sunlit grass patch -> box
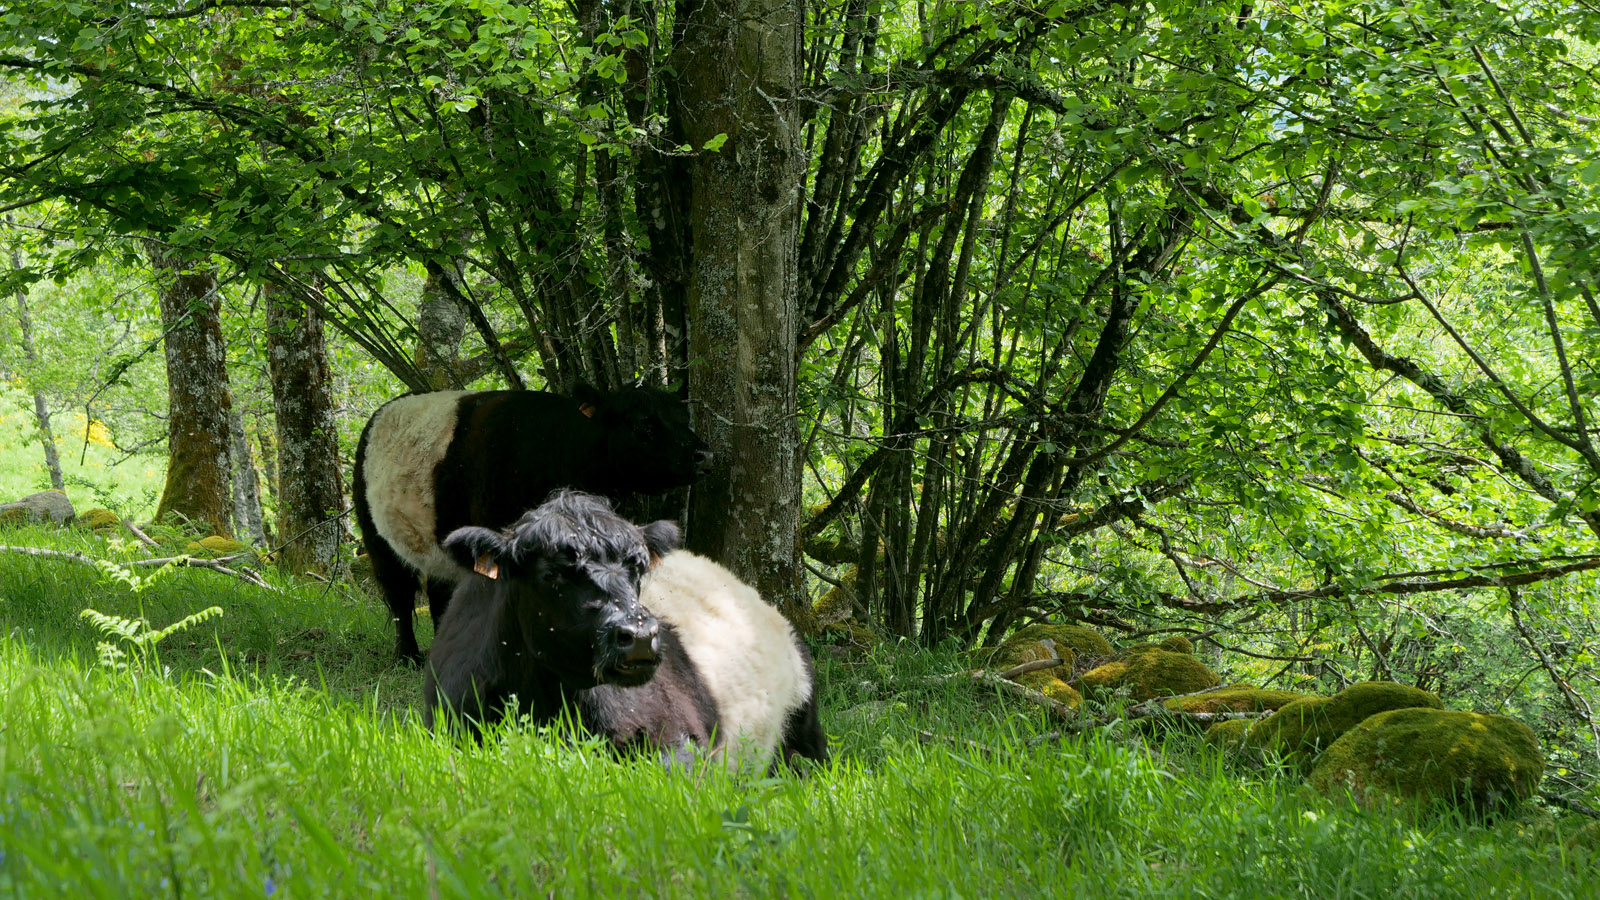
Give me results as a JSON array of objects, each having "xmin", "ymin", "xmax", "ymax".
[{"xmin": 0, "ymin": 529, "xmax": 1594, "ymax": 898}]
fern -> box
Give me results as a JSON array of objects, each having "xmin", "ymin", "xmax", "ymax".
[{"xmin": 79, "ymin": 605, "xmax": 224, "ymax": 673}]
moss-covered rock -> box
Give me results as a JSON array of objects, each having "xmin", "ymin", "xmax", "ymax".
[
  {"xmin": 1309, "ymin": 708, "xmax": 1543, "ymax": 817},
  {"xmin": 1204, "ymin": 718, "xmax": 1252, "ymax": 751},
  {"xmin": 1079, "ymin": 649, "xmax": 1220, "ymax": 701},
  {"xmin": 1017, "ymin": 670, "xmax": 1083, "ymax": 708},
  {"xmin": 1119, "ymin": 642, "xmax": 1165, "ymax": 657},
  {"xmin": 76, "ymin": 508, "xmax": 123, "ymax": 532},
  {"xmin": 821, "ymin": 621, "xmax": 880, "ymax": 650},
  {"xmin": 1159, "ymin": 635, "xmax": 1194, "ymax": 654},
  {"xmin": 998, "ymin": 624, "xmax": 1113, "ymax": 661},
  {"xmin": 992, "ymin": 639, "xmax": 1076, "ymax": 673},
  {"xmin": 0, "ymin": 490, "xmax": 75, "ymax": 526},
  {"xmin": 1165, "ymin": 684, "xmax": 1307, "ymax": 715},
  {"xmin": 813, "ymin": 566, "xmax": 859, "ymax": 626},
  {"xmin": 1248, "ymin": 681, "xmax": 1443, "ymax": 768},
  {"xmin": 185, "ymin": 535, "xmax": 245, "ymax": 556}
]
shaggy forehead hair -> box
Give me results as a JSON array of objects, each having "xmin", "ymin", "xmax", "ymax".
[{"xmin": 503, "ymin": 489, "xmax": 650, "ymax": 568}]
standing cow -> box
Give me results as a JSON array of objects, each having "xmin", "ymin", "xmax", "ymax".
[
  {"xmin": 424, "ymin": 490, "xmax": 827, "ymax": 772},
  {"xmin": 353, "ymin": 384, "xmax": 711, "ymax": 663}
]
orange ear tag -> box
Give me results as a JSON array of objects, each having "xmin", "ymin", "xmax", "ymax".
[
  {"xmin": 579, "ymin": 403, "xmax": 597, "ymax": 418},
  {"xmin": 649, "ymin": 552, "xmax": 662, "ymax": 569},
  {"xmin": 474, "ymin": 554, "xmax": 500, "ymax": 580}
]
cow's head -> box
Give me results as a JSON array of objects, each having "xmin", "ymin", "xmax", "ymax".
[
  {"xmin": 442, "ymin": 490, "xmax": 683, "ymax": 688},
  {"xmin": 574, "ymin": 383, "xmax": 714, "ymax": 493}
]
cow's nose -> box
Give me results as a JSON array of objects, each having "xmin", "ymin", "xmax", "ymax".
[
  {"xmin": 693, "ymin": 448, "xmax": 714, "ymax": 475},
  {"xmin": 615, "ymin": 622, "xmax": 661, "ymax": 664}
]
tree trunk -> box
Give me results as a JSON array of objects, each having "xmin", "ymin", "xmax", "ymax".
[
  {"xmin": 229, "ymin": 408, "xmax": 267, "ymax": 546},
  {"xmin": 254, "ymin": 408, "xmax": 280, "ymax": 542},
  {"xmin": 413, "ymin": 264, "xmax": 469, "ymax": 390},
  {"xmin": 149, "ymin": 244, "xmax": 233, "ymax": 536},
  {"xmin": 8, "ymin": 242, "xmax": 64, "ymax": 492},
  {"xmin": 674, "ymin": 0, "xmax": 806, "ymax": 621},
  {"xmin": 265, "ymin": 279, "xmax": 347, "ymax": 576}
]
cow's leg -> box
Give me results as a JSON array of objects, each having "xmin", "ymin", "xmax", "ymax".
[
  {"xmin": 366, "ymin": 533, "xmax": 425, "ymax": 665},
  {"xmin": 425, "ymin": 576, "xmax": 455, "ymax": 636}
]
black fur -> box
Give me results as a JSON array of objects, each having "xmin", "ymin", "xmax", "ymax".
[
  {"xmin": 778, "ymin": 634, "xmax": 829, "ymax": 765},
  {"xmin": 424, "ymin": 491, "xmax": 719, "ymax": 759},
  {"xmin": 353, "ymin": 385, "xmax": 711, "ymax": 663}
]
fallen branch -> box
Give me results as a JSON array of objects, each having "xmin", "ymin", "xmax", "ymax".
[
  {"xmin": 1539, "ymin": 790, "xmax": 1600, "ymax": 820},
  {"xmin": 970, "ymin": 670, "xmax": 1077, "ymax": 720},
  {"xmin": 121, "ymin": 519, "xmax": 160, "ymax": 552},
  {"xmin": 0, "ymin": 544, "xmax": 277, "ymax": 592},
  {"xmin": 997, "ymin": 657, "xmax": 1066, "ymax": 680}
]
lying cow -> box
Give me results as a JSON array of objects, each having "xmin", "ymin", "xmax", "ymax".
[
  {"xmin": 353, "ymin": 384, "xmax": 712, "ymax": 663},
  {"xmin": 423, "ymin": 490, "xmax": 827, "ymax": 771}
]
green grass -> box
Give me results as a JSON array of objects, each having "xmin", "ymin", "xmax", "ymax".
[
  {"xmin": 0, "ymin": 385, "xmax": 166, "ymax": 519},
  {"xmin": 0, "ymin": 526, "xmax": 1596, "ymax": 898}
]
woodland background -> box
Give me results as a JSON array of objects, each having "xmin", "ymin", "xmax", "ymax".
[{"xmin": 2, "ymin": 0, "xmax": 1599, "ymax": 806}]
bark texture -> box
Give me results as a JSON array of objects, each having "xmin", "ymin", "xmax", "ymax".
[
  {"xmin": 674, "ymin": 0, "xmax": 806, "ymax": 622},
  {"xmin": 150, "ymin": 245, "xmax": 234, "ymax": 536},
  {"xmin": 266, "ymin": 279, "xmax": 347, "ymax": 575},
  {"xmin": 413, "ymin": 264, "xmax": 468, "ymax": 390},
  {"xmin": 229, "ymin": 408, "xmax": 267, "ymax": 546}
]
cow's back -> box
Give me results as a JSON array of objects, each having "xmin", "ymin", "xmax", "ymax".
[
  {"xmin": 433, "ymin": 391, "xmax": 598, "ymax": 542},
  {"xmin": 639, "ymin": 551, "xmax": 811, "ymax": 768}
]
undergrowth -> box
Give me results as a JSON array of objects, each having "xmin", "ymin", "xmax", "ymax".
[{"xmin": 0, "ymin": 526, "xmax": 1596, "ymax": 898}]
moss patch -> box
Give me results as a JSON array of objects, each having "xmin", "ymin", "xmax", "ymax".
[
  {"xmin": 813, "ymin": 566, "xmax": 859, "ymax": 626},
  {"xmin": 1079, "ymin": 650, "xmax": 1220, "ymax": 701},
  {"xmin": 821, "ymin": 621, "xmax": 879, "ymax": 651},
  {"xmin": 992, "ymin": 639, "xmax": 1076, "ymax": 673},
  {"xmin": 1001, "ymin": 624, "xmax": 1113, "ymax": 660},
  {"xmin": 1159, "ymin": 635, "xmax": 1194, "ymax": 654},
  {"xmin": 76, "ymin": 508, "xmax": 123, "ymax": 532},
  {"xmin": 1165, "ymin": 684, "xmax": 1306, "ymax": 715},
  {"xmin": 1119, "ymin": 642, "xmax": 1164, "ymax": 657},
  {"xmin": 1204, "ymin": 718, "xmax": 1252, "ymax": 751},
  {"xmin": 186, "ymin": 535, "xmax": 245, "ymax": 556},
  {"xmin": 1017, "ymin": 670, "xmax": 1083, "ymax": 708},
  {"xmin": 1249, "ymin": 682, "xmax": 1443, "ymax": 769},
  {"xmin": 1309, "ymin": 708, "xmax": 1543, "ymax": 818}
]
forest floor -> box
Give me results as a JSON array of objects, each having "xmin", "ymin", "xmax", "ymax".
[{"xmin": 0, "ymin": 523, "xmax": 1595, "ymax": 898}]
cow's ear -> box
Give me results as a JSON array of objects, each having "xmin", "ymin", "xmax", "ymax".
[
  {"xmin": 572, "ymin": 382, "xmax": 606, "ymax": 418},
  {"xmin": 443, "ymin": 527, "xmax": 508, "ymax": 575},
  {"xmin": 641, "ymin": 520, "xmax": 682, "ymax": 565}
]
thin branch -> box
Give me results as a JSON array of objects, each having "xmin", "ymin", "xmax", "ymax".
[
  {"xmin": 1163, "ymin": 556, "xmax": 1600, "ymax": 615},
  {"xmin": 0, "ymin": 545, "xmax": 278, "ymax": 592},
  {"xmin": 1507, "ymin": 585, "xmax": 1600, "ymax": 767}
]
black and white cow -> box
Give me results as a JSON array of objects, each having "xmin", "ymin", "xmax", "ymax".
[
  {"xmin": 352, "ymin": 384, "xmax": 712, "ymax": 663},
  {"xmin": 423, "ymin": 490, "xmax": 827, "ymax": 772}
]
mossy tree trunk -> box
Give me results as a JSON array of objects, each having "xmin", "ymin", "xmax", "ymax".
[
  {"xmin": 674, "ymin": 0, "xmax": 806, "ymax": 623},
  {"xmin": 265, "ymin": 279, "xmax": 346, "ymax": 575},
  {"xmin": 150, "ymin": 244, "xmax": 233, "ymax": 536}
]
